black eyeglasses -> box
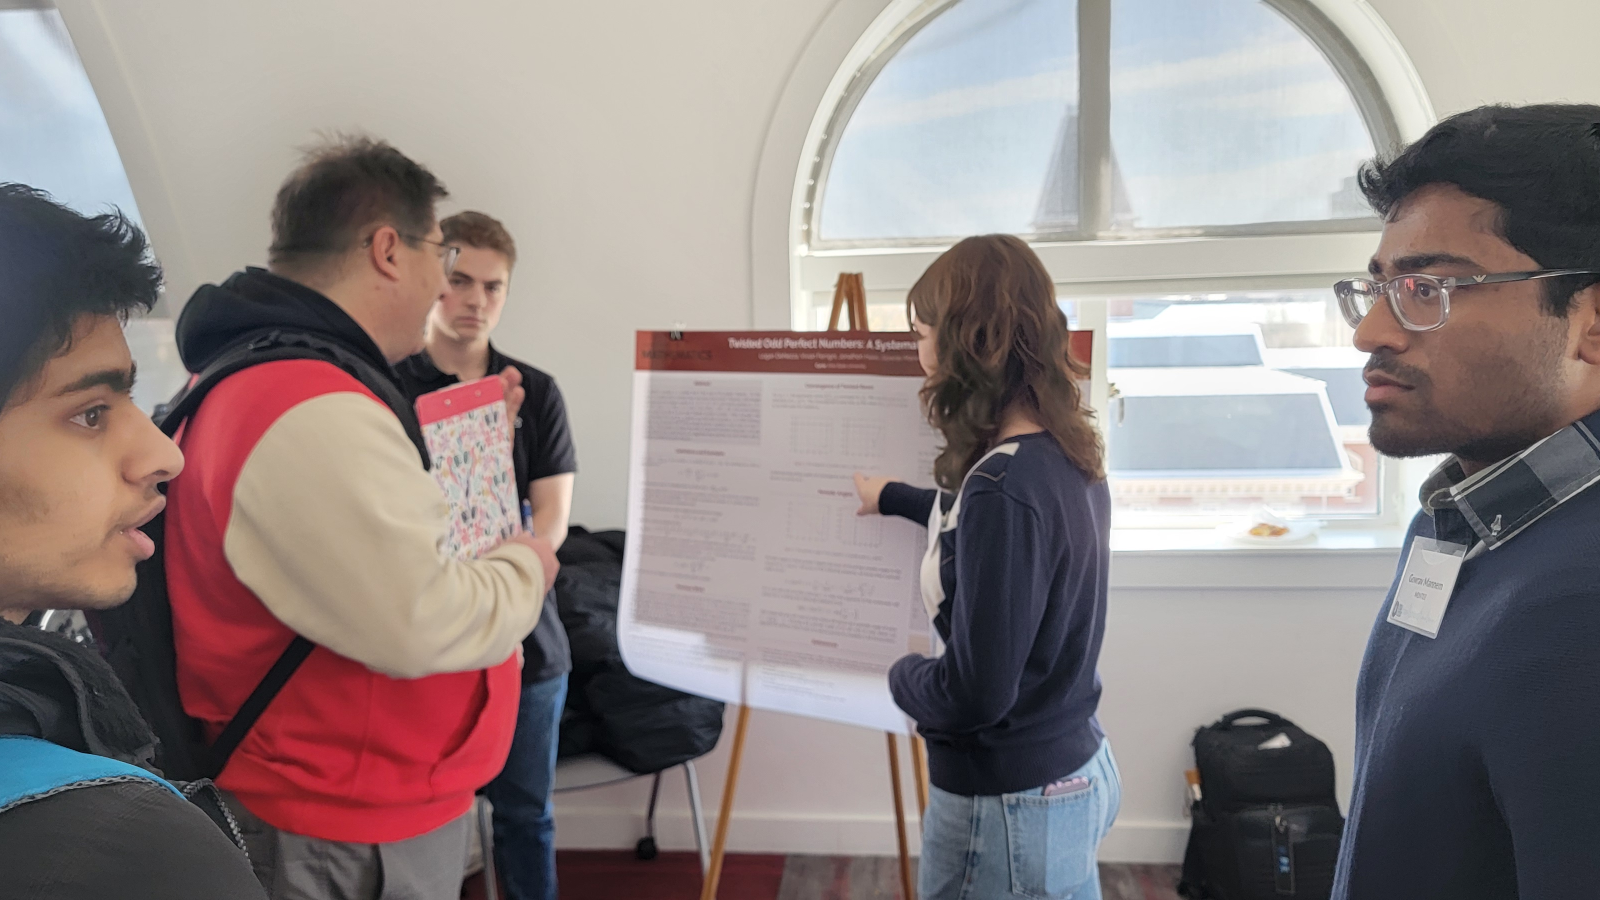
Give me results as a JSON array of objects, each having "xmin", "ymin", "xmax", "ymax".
[
  {"xmin": 362, "ymin": 231, "xmax": 460, "ymax": 276},
  {"xmin": 1334, "ymin": 269, "xmax": 1600, "ymax": 332}
]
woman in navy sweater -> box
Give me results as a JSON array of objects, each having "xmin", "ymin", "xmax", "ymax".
[{"xmin": 855, "ymin": 234, "xmax": 1118, "ymax": 900}]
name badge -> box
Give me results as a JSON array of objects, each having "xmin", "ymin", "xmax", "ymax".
[{"xmin": 1388, "ymin": 537, "xmax": 1467, "ymax": 639}]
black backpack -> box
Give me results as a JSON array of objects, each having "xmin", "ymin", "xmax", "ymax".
[
  {"xmin": 1178, "ymin": 709, "xmax": 1345, "ymax": 900},
  {"xmin": 89, "ymin": 329, "xmax": 430, "ymax": 783}
]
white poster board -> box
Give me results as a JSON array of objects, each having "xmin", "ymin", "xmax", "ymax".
[{"xmin": 618, "ymin": 331, "xmax": 938, "ymax": 733}]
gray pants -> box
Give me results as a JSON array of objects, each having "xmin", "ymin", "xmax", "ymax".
[{"xmin": 224, "ymin": 793, "xmax": 470, "ymax": 900}]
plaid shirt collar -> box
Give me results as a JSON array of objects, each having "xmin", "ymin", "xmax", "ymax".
[{"xmin": 1419, "ymin": 408, "xmax": 1600, "ymax": 552}]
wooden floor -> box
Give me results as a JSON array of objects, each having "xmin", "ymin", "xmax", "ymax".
[
  {"xmin": 1100, "ymin": 864, "xmax": 1185, "ymax": 900},
  {"xmin": 465, "ymin": 852, "xmax": 1182, "ymax": 900}
]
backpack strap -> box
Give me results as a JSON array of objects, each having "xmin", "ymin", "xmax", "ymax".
[
  {"xmin": 157, "ymin": 329, "xmax": 430, "ymax": 777},
  {"xmin": 162, "ymin": 329, "xmax": 430, "ymax": 467},
  {"xmin": 207, "ymin": 636, "xmax": 315, "ymax": 769}
]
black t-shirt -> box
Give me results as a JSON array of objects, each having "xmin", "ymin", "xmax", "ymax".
[{"xmin": 396, "ymin": 344, "xmax": 577, "ymax": 683}]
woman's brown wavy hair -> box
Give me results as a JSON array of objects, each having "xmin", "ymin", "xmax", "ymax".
[{"xmin": 908, "ymin": 234, "xmax": 1104, "ymax": 490}]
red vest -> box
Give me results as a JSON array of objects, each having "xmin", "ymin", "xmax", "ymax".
[{"xmin": 166, "ymin": 361, "xmax": 519, "ymax": 843}]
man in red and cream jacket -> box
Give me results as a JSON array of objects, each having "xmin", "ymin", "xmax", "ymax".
[{"xmin": 164, "ymin": 137, "xmax": 558, "ymax": 898}]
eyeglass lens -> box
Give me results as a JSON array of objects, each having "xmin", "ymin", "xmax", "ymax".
[
  {"xmin": 1391, "ymin": 276, "xmax": 1445, "ymax": 328},
  {"xmin": 1336, "ymin": 276, "xmax": 1447, "ymax": 330}
]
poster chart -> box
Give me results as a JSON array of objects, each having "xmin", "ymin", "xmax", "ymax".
[{"xmin": 619, "ymin": 331, "xmax": 941, "ymax": 734}]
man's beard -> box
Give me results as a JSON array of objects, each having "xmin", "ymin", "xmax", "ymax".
[{"xmin": 1365, "ymin": 338, "xmax": 1566, "ymax": 466}]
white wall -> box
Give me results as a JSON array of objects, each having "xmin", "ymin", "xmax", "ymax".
[
  {"xmin": 54, "ymin": 0, "xmax": 1600, "ymax": 860},
  {"xmin": 61, "ymin": 0, "xmax": 840, "ymax": 528}
]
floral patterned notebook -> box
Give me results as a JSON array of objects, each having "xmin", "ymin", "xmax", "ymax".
[{"xmin": 414, "ymin": 376, "xmax": 519, "ymax": 560}]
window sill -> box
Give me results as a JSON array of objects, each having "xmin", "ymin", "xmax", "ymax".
[
  {"xmin": 1109, "ymin": 526, "xmax": 1406, "ymax": 591},
  {"xmin": 1112, "ymin": 525, "xmax": 1407, "ymax": 554}
]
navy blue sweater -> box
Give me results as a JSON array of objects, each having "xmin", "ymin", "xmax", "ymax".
[
  {"xmin": 1336, "ymin": 456, "xmax": 1600, "ymax": 898},
  {"xmin": 881, "ymin": 432, "xmax": 1110, "ymax": 796}
]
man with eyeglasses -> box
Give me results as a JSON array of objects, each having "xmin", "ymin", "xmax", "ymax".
[
  {"xmin": 1331, "ymin": 104, "xmax": 1600, "ymax": 900},
  {"xmin": 163, "ymin": 137, "xmax": 558, "ymax": 898}
]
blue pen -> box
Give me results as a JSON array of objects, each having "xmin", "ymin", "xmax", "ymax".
[{"xmin": 521, "ymin": 499, "xmax": 535, "ymax": 536}]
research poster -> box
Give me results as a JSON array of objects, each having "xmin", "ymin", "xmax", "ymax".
[{"xmin": 618, "ymin": 330, "xmax": 940, "ymax": 733}]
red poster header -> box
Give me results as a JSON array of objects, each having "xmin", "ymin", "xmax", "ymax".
[
  {"xmin": 636, "ymin": 330, "xmax": 1092, "ymax": 376},
  {"xmin": 637, "ymin": 330, "xmax": 923, "ymax": 376}
]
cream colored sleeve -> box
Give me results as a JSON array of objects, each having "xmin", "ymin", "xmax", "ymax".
[{"xmin": 223, "ymin": 391, "xmax": 544, "ymax": 678}]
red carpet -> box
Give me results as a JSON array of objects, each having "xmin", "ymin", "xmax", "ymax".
[
  {"xmin": 463, "ymin": 852, "xmax": 1178, "ymax": 900},
  {"xmin": 464, "ymin": 851, "xmax": 786, "ymax": 900}
]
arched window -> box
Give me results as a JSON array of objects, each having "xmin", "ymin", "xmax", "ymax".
[
  {"xmin": 1, "ymin": 2, "xmax": 185, "ymax": 413},
  {"xmin": 797, "ymin": 0, "xmax": 1428, "ymax": 526}
]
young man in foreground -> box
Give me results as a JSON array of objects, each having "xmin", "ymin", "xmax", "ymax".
[
  {"xmin": 0, "ymin": 182, "xmax": 265, "ymax": 898},
  {"xmin": 1334, "ymin": 103, "xmax": 1600, "ymax": 899}
]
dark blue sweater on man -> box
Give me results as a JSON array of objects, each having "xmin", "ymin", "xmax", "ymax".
[
  {"xmin": 880, "ymin": 431, "xmax": 1111, "ymax": 797},
  {"xmin": 1335, "ymin": 409, "xmax": 1600, "ymax": 899}
]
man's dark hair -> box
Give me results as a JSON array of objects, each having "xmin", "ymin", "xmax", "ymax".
[
  {"xmin": 267, "ymin": 136, "xmax": 448, "ymax": 273},
  {"xmin": 441, "ymin": 211, "xmax": 517, "ymax": 270},
  {"xmin": 0, "ymin": 184, "xmax": 161, "ymax": 409},
  {"xmin": 1359, "ymin": 103, "xmax": 1600, "ymax": 315}
]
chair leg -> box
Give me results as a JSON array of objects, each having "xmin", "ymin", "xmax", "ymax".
[
  {"xmin": 685, "ymin": 761, "xmax": 710, "ymax": 876},
  {"xmin": 645, "ymin": 770, "xmax": 663, "ymax": 837},
  {"xmin": 477, "ymin": 797, "xmax": 499, "ymax": 900},
  {"xmin": 636, "ymin": 771, "xmax": 665, "ymax": 861}
]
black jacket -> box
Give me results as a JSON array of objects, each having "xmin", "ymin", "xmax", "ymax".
[
  {"xmin": 0, "ymin": 622, "xmax": 266, "ymax": 899},
  {"xmin": 553, "ymin": 529, "xmax": 724, "ymax": 773}
]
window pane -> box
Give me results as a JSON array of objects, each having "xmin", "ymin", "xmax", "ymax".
[
  {"xmin": 124, "ymin": 318, "xmax": 190, "ymax": 415},
  {"xmin": 0, "ymin": 7, "xmax": 142, "ymax": 220},
  {"xmin": 819, "ymin": 0, "xmax": 1078, "ymax": 241},
  {"xmin": 1099, "ymin": 289, "xmax": 1379, "ymax": 520},
  {"xmin": 1109, "ymin": 0, "xmax": 1375, "ymax": 229}
]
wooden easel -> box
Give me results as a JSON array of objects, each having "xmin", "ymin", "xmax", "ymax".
[
  {"xmin": 697, "ymin": 273, "xmax": 932, "ymax": 900},
  {"xmin": 826, "ymin": 271, "xmax": 870, "ymax": 331}
]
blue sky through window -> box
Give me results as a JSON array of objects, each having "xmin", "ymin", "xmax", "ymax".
[
  {"xmin": 819, "ymin": 0, "xmax": 1374, "ymax": 241},
  {"xmin": 1110, "ymin": 0, "xmax": 1373, "ymax": 227},
  {"xmin": 821, "ymin": 0, "xmax": 1077, "ymax": 240}
]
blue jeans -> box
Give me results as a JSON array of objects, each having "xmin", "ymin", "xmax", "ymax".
[
  {"xmin": 920, "ymin": 739, "xmax": 1121, "ymax": 900},
  {"xmin": 485, "ymin": 674, "xmax": 568, "ymax": 900}
]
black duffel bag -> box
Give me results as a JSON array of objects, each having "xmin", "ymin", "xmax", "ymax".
[
  {"xmin": 554, "ymin": 528, "xmax": 724, "ymax": 774},
  {"xmin": 1178, "ymin": 709, "xmax": 1344, "ymax": 900}
]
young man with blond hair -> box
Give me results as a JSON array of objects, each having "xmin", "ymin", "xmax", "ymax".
[{"xmin": 398, "ymin": 210, "xmax": 576, "ymax": 900}]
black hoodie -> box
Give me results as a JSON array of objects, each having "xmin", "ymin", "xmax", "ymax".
[
  {"xmin": 0, "ymin": 623, "xmax": 266, "ymax": 899},
  {"xmin": 172, "ymin": 267, "xmax": 429, "ymax": 459},
  {"xmin": 176, "ymin": 267, "xmax": 394, "ymax": 376}
]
